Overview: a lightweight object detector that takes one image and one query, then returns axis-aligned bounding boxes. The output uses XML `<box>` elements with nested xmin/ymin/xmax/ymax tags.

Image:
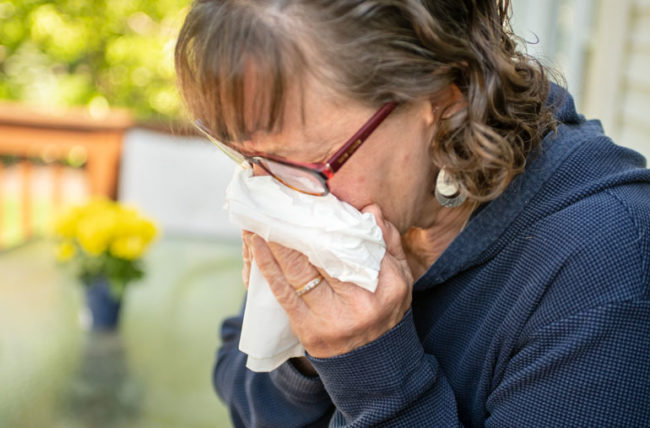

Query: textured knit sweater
<box><xmin>213</xmin><ymin>87</ymin><xmax>650</xmax><ymax>427</ymax></box>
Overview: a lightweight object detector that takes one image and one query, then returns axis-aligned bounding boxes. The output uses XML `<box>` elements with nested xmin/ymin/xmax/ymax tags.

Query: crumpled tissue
<box><xmin>225</xmin><ymin>166</ymin><xmax>386</xmax><ymax>372</ymax></box>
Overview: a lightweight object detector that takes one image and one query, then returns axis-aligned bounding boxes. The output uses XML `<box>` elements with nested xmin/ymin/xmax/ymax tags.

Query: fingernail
<box><xmin>251</xmin><ymin>235</ymin><xmax>265</xmax><ymax>250</ymax></box>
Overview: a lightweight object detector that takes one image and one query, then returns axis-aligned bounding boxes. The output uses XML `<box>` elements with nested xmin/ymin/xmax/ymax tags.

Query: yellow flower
<box><xmin>111</xmin><ymin>207</ymin><xmax>158</xmax><ymax>258</ymax></box>
<box><xmin>110</xmin><ymin>235</ymin><xmax>146</xmax><ymax>260</ymax></box>
<box><xmin>55</xmin><ymin>241</ymin><xmax>77</xmax><ymax>262</ymax></box>
<box><xmin>53</xmin><ymin>198</ymin><xmax>158</xmax><ymax>261</ymax></box>
<box><xmin>76</xmin><ymin>209</ymin><xmax>118</xmax><ymax>256</ymax></box>
<box><xmin>54</xmin><ymin>206</ymin><xmax>82</xmax><ymax>239</ymax></box>
<box><xmin>135</xmin><ymin>218</ymin><xmax>158</xmax><ymax>245</ymax></box>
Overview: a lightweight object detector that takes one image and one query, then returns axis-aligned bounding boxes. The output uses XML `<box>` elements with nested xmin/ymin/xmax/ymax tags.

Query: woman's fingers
<box><xmin>246</xmin><ymin>219</ymin><xmax>413</xmax><ymax>358</ymax></box>
<box><xmin>361</xmin><ymin>203</ymin><xmax>413</xmax><ymax>307</ymax></box>
<box><xmin>266</xmin><ymin>242</ymin><xmax>319</xmax><ymax>288</ymax></box>
<box><xmin>241</xmin><ymin>231</ymin><xmax>253</xmax><ymax>289</ymax></box>
<box><xmin>248</xmin><ymin>235</ymin><xmax>307</xmax><ymax>314</ymax></box>
<box><xmin>362</xmin><ymin>204</ymin><xmax>408</xmax><ymax>263</ymax></box>
<box><xmin>267</xmin><ymin>241</ymin><xmax>332</xmax><ymax>306</ymax></box>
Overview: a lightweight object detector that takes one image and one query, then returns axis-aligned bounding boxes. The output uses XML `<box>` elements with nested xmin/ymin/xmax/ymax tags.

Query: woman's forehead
<box><xmin>240</xmin><ymin>72</ymin><xmax>371</xmax><ymax>153</ymax></box>
<box><xmin>240</xmin><ymin>102</ymin><xmax>362</xmax><ymax>159</ymax></box>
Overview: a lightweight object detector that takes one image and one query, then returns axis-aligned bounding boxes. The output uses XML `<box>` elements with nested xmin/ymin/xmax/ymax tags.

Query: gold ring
<box><xmin>295</xmin><ymin>275</ymin><xmax>323</xmax><ymax>297</ymax></box>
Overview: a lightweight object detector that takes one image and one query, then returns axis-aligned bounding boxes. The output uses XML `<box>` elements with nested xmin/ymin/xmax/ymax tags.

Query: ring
<box><xmin>295</xmin><ymin>275</ymin><xmax>323</xmax><ymax>297</ymax></box>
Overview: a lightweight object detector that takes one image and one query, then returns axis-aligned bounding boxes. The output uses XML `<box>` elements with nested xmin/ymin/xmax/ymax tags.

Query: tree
<box><xmin>0</xmin><ymin>0</ymin><xmax>189</xmax><ymax>122</ymax></box>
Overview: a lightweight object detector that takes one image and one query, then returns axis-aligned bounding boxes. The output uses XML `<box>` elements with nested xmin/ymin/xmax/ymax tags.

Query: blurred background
<box><xmin>0</xmin><ymin>0</ymin><xmax>648</xmax><ymax>427</ymax></box>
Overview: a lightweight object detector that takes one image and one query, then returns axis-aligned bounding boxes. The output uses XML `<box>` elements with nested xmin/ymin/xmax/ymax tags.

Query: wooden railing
<box><xmin>0</xmin><ymin>102</ymin><xmax>133</xmax><ymax>249</ymax></box>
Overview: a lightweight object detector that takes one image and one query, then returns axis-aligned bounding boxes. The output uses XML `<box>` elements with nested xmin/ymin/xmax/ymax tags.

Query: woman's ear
<box><xmin>429</xmin><ymin>84</ymin><xmax>466</xmax><ymax>122</ymax></box>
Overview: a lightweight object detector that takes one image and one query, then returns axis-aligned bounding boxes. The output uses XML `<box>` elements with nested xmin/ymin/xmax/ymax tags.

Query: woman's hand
<box><xmin>241</xmin><ymin>230</ymin><xmax>253</xmax><ymax>289</ymax></box>
<box><xmin>248</xmin><ymin>204</ymin><xmax>414</xmax><ymax>359</ymax></box>
<box><xmin>242</xmin><ymin>230</ymin><xmax>318</xmax><ymax>375</ymax></box>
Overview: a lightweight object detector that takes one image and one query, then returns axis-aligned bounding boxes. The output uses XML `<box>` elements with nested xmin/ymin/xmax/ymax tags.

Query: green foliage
<box><xmin>0</xmin><ymin>0</ymin><xmax>190</xmax><ymax>122</ymax></box>
<box><xmin>78</xmin><ymin>252</ymin><xmax>145</xmax><ymax>299</ymax></box>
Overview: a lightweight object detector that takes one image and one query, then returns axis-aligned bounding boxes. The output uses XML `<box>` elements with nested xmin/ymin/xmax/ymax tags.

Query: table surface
<box><xmin>0</xmin><ymin>237</ymin><xmax>245</xmax><ymax>427</ymax></box>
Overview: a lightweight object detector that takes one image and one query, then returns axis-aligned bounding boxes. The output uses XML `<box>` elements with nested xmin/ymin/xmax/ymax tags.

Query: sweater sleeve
<box><xmin>216</xmin><ymin>299</ymin><xmax>650</xmax><ymax>427</ymax></box>
<box><xmin>306</xmin><ymin>301</ymin><xmax>650</xmax><ymax>427</ymax></box>
<box><xmin>213</xmin><ymin>309</ymin><xmax>335</xmax><ymax>427</ymax></box>
<box><xmin>485</xmin><ymin>299</ymin><xmax>650</xmax><ymax>427</ymax></box>
<box><xmin>308</xmin><ymin>309</ymin><xmax>463</xmax><ymax>427</ymax></box>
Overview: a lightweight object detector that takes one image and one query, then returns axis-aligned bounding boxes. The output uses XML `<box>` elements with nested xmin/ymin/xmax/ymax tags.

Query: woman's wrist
<box><xmin>307</xmin><ymin>309</ymin><xmax>424</xmax><ymax>396</ymax></box>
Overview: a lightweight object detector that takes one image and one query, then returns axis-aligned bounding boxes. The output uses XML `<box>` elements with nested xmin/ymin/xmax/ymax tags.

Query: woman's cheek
<box><xmin>329</xmin><ymin>175</ymin><xmax>374</xmax><ymax>211</ymax></box>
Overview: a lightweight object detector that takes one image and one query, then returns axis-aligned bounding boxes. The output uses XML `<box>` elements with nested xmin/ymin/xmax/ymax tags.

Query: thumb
<box><xmin>361</xmin><ymin>204</ymin><xmax>407</xmax><ymax>262</ymax></box>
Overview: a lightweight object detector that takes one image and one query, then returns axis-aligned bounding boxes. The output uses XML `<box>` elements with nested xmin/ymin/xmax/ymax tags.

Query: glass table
<box><xmin>0</xmin><ymin>237</ymin><xmax>245</xmax><ymax>427</ymax></box>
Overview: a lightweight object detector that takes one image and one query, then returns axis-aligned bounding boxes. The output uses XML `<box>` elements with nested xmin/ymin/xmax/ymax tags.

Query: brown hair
<box><xmin>175</xmin><ymin>0</ymin><xmax>558</xmax><ymax>202</ymax></box>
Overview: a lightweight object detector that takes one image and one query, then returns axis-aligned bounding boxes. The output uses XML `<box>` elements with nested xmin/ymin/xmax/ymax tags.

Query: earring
<box><xmin>435</xmin><ymin>168</ymin><xmax>467</xmax><ymax>208</ymax></box>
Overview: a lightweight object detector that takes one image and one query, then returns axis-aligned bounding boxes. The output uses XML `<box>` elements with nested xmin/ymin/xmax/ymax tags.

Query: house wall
<box><xmin>512</xmin><ymin>0</ymin><xmax>650</xmax><ymax>161</ymax></box>
<box><xmin>616</xmin><ymin>0</ymin><xmax>650</xmax><ymax>159</ymax></box>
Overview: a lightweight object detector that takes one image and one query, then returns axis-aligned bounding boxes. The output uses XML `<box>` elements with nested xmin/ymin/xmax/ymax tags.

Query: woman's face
<box><xmin>240</xmin><ymin>79</ymin><xmax>440</xmax><ymax>233</ymax></box>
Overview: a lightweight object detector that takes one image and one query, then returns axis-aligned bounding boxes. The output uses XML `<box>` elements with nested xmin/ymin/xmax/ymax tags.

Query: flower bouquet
<box><xmin>54</xmin><ymin>198</ymin><xmax>158</xmax><ymax>301</ymax></box>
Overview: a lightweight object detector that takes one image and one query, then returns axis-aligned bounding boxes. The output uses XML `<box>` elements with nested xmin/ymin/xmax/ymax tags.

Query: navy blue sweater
<box><xmin>213</xmin><ymin>89</ymin><xmax>650</xmax><ymax>427</ymax></box>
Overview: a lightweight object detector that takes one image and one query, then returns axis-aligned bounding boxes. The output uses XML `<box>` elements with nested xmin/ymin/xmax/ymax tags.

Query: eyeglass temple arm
<box><xmin>326</xmin><ymin>102</ymin><xmax>398</xmax><ymax>173</ymax></box>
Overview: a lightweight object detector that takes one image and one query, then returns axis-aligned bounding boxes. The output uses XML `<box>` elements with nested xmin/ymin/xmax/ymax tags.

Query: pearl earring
<box><xmin>435</xmin><ymin>168</ymin><xmax>467</xmax><ymax>208</ymax></box>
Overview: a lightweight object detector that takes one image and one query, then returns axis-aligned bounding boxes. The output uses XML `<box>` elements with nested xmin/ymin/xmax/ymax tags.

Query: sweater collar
<box><xmin>414</xmin><ymin>85</ymin><xmax>596</xmax><ymax>289</ymax></box>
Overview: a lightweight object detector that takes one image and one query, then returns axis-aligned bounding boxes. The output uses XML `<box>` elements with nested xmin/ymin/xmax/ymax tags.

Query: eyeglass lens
<box><xmin>196</xmin><ymin>121</ymin><xmax>327</xmax><ymax>195</ymax></box>
<box><xmin>255</xmin><ymin>158</ymin><xmax>327</xmax><ymax>195</ymax></box>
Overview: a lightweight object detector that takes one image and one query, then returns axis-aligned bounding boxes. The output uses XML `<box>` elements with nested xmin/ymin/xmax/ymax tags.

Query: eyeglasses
<box><xmin>194</xmin><ymin>102</ymin><xmax>397</xmax><ymax>196</ymax></box>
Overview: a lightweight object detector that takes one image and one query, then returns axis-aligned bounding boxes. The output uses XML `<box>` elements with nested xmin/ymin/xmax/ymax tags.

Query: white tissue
<box><xmin>225</xmin><ymin>166</ymin><xmax>386</xmax><ymax>372</ymax></box>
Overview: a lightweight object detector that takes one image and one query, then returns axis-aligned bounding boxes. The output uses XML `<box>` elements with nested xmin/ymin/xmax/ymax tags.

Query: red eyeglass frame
<box><xmin>195</xmin><ymin>101</ymin><xmax>397</xmax><ymax>195</ymax></box>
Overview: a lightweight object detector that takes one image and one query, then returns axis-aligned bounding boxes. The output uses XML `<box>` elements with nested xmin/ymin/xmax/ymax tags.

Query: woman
<box><xmin>175</xmin><ymin>1</ymin><xmax>650</xmax><ymax>426</ymax></box>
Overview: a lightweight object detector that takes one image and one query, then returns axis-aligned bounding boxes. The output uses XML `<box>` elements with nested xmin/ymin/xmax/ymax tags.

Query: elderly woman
<box><xmin>175</xmin><ymin>1</ymin><xmax>650</xmax><ymax>426</ymax></box>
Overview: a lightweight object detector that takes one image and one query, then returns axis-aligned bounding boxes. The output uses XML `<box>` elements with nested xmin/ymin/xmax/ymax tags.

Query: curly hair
<box><xmin>175</xmin><ymin>0</ymin><xmax>559</xmax><ymax>202</ymax></box>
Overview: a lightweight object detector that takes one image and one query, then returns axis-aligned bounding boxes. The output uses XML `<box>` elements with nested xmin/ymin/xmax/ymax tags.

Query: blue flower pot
<box><xmin>85</xmin><ymin>277</ymin><xmax>122</xmax><ymax>330</ymax></box>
